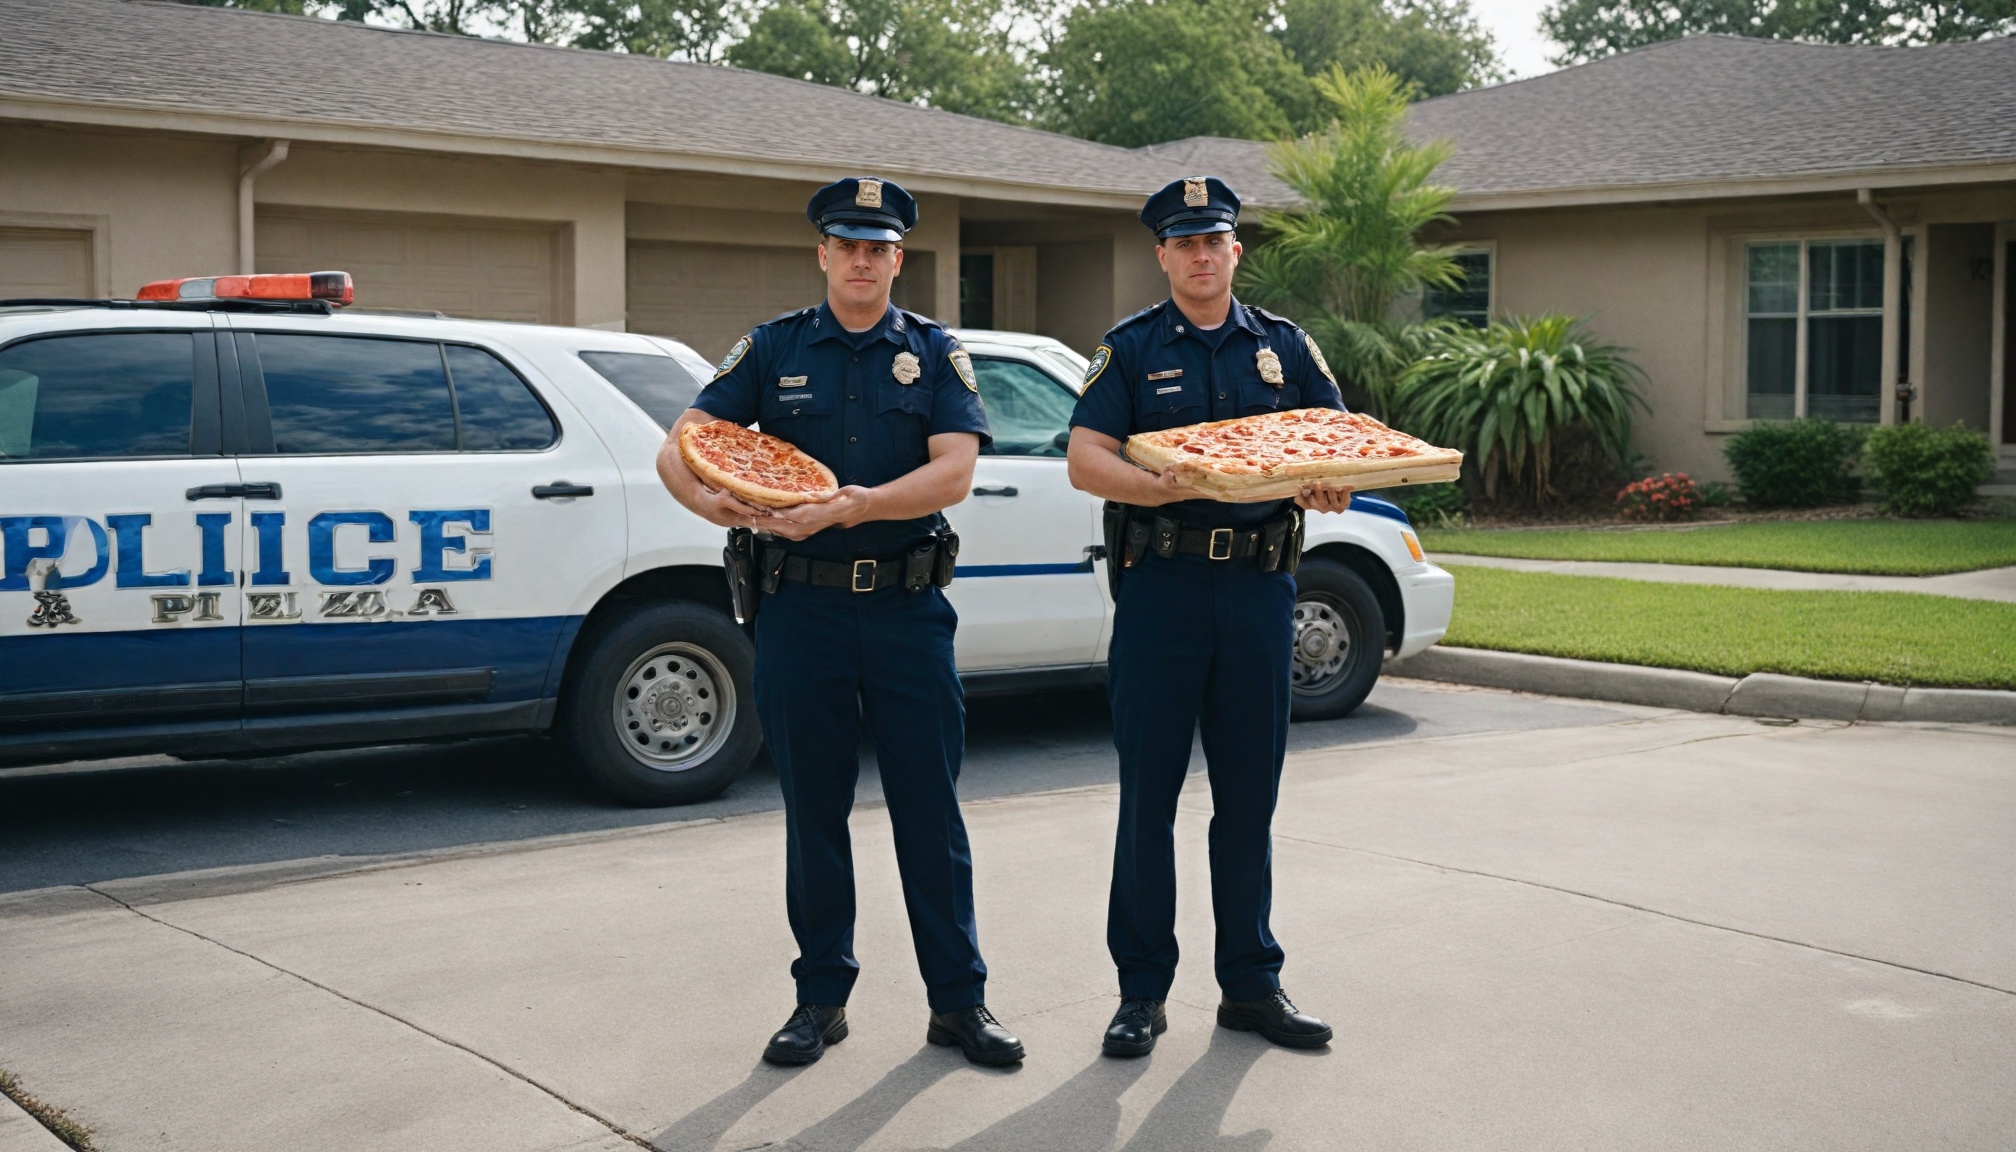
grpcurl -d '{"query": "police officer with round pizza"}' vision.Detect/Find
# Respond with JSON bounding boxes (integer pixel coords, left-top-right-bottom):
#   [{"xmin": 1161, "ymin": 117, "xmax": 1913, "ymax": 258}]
[
  {"xmin": 1066, "ymin": 176, "xmax": 1350, "ymax": 1056},
  {"xmin": 656, "ymin": 176, "xmax": 1023, "ymax": 1067}
]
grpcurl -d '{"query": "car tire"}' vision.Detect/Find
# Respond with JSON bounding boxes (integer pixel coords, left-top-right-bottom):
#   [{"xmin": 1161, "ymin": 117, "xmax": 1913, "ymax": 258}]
[
  {"xmin": 558, "ymin": 599, "xmax": 761, "ymax": 806},
  {"xmin": 1289, "ymin": 558, "xmax": 1385, "ymax": 722}
]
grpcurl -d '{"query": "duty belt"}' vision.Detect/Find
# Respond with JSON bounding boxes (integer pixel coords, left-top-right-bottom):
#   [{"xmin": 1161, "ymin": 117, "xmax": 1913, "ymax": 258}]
[
  {"xmin": 1160, "ymin": 523, "xmax": 1273, "ymax": 561},
  {"xmin": 1119, "ymin": 509, "xmax": 1303, "ymax": 574},
  {"xmin": 779, "ymin": 554, "xmax": 912, "ymax": 593}
]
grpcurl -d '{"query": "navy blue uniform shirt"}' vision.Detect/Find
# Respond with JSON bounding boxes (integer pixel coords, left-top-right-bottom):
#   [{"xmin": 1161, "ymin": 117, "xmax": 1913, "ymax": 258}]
[
  {"xmin": 693, "ymin": 301, "xmax": 992, "ymax": 561},
  {"xmin": 1070, "ymin": 297, "xmax": 1347, "ymax": 527}
]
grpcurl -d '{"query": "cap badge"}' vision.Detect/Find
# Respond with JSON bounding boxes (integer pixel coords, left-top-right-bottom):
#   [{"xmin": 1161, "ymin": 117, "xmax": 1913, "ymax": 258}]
[
  {"xmin": 892, "ymin": 351, "xmax": 921, "ymax": 385},
  {"xmin": 1183, "ymin": 177, "xmax": 1209, "ymax": 208},
  {"xmin": 1256, "ymin": 348, "xmax": 1284, "ymax": 386},
  {"xmin": 856, "ymin": 179, "xmax": 884, "ymax": 209},
  {"xmin": 949, "ymin": 348, "xmax": 979, "ymax": 392},
  {"xmin": 1303, "ymin": 333, "xmax": 1337, "ymax": 385}
]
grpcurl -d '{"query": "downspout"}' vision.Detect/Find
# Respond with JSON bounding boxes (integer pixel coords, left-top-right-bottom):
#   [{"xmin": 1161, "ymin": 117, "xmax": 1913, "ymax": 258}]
[
  {"xmin": 1858, "ymin": 188, "xmax": 1911, "ymax": 423},
  {"xmin": 238, "ymin": 140, "xmax": 290, "ymax": 275}
]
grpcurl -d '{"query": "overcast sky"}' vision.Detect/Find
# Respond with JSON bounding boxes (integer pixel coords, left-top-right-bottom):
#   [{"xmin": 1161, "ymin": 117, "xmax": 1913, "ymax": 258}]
[{"xmin": 1472, "ymin": 0, "xmax": 1561, "ymax": 79}]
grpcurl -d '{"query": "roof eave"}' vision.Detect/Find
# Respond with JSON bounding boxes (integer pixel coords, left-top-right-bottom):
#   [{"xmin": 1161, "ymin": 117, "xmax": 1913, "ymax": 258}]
[
  {"xmin": 1448, "ymin": 160, "xmax": 2016, "ymax": 212},
  {"xmin": 0, "ymin": 92, "xmax": 1151, "ymax": 212}
]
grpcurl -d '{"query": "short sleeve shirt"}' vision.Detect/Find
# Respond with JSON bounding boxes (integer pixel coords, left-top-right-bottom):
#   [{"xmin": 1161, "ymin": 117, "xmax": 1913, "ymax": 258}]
[
  {"xmin": 1070, "ymin": 296, "xmax": 1348, "ymax": 526},
  {"xmin": 692, "ymin": 301, "xmax": 991, "ymax": 560}
]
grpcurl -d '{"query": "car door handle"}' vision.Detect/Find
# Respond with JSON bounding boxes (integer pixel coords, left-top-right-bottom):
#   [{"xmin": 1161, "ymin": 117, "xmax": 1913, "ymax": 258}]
[
  {"xmin": 186, "ymin": 482, "xmax": 282, "ymax": 500},
  {"xmin": 532, "ymin": 481, "xmax": 595, "ymax": 499},
  {"xmin": 972, "ymin": 485, "xmax": 1019, "ymax": 497}
]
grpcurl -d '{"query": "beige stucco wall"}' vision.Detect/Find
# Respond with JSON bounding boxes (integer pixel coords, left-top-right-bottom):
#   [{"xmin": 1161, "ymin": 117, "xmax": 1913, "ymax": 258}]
[{"xmin": 0, "ymin": 123, "xmax": 236, "ymax": 297}]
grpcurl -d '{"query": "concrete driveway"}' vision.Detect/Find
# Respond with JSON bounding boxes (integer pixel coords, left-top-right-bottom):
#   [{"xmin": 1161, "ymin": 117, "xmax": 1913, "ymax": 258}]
[{"xmin": 2, "ymin": 684, "xmax": 2011, "ymax": 1151}]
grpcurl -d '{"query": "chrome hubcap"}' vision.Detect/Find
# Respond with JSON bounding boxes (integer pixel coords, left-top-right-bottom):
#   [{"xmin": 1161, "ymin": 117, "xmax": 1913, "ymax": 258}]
[
  {"xmin": 1291, "ymin": 596, "xmax": 1352, "ymax": 695},
  {"xmin": 613, "ymin": 642, "xmax": 734, "ymax": 771}
]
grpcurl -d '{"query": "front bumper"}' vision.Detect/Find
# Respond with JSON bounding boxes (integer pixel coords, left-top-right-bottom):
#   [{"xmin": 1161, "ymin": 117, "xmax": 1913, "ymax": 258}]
[{"xmin": 1393, "ymin": 562, "xmax": 1455, "ymax": 659}]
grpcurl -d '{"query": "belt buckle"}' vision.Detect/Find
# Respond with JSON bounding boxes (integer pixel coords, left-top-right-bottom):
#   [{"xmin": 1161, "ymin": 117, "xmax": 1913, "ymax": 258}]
[
  {"xmin": 1208, "ymin": 528, "xmax": 1234, "ymax": 561},
  {"xmin": 851, "ymin": 558, "xmax": 876, "ymax": 593}
]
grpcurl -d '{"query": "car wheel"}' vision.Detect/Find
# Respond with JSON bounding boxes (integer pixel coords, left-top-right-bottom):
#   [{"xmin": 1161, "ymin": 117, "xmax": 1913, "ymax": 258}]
[
  {"xmin": 1289, "ymin": 558, "xmax": 1385, "ymax": 722},
  {"xmin": 558, "ymin": 599, "xmax": 761, "ymax": 806}
]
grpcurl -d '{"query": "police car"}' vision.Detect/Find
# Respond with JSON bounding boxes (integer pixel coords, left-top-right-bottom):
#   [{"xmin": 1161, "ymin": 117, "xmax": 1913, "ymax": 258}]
[{"xmin": 0, "ymin": 274, "xmax": 1453, "ymax": 805}]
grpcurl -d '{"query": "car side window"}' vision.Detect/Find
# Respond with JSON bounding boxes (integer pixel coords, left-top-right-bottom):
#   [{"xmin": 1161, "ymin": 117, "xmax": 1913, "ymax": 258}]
[
  {"xmin": 258, "ymin": 334, "xmax": 457, "ymax": 455},
  {"xmin": 446, "ymin": 345, "xmax": 557, "ymax": 450},
  {"xmin": 972, "ymin": 357, "xmax": 1077, "ymax": 457},
  {"xmin": 577, "ymin": 350, "xmax": 701, "ymax": 430},
  {"xmin": 0, "ymin": 332, "xmax": 196, "ymax": 461}
]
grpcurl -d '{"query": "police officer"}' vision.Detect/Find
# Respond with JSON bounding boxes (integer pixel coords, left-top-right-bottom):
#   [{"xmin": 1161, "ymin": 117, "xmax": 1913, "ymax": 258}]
[
  {"xmin": 1066, "ymin": 176, "xmax": 1350, "ymax": 1056},
  {"xmin": 656, "ymin": 176, "xmax": 1024, "ymax": 1068}
]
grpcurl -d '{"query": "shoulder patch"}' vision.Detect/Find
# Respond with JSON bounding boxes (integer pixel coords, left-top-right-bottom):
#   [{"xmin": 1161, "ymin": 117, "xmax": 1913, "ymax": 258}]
[
  {"xmin": 1303, "ymin": 333, "xmax": 1337, "ymax": 386},
  {"xmin": 948, "ymin": 348, "xmax": 978, "ymax": 392},
  {"xmin": 713, "ymin": 333, "xmax": 753, "ymax": 380},
  {"xmin": 1082, "ymin": 344, "xmax": 1113, "ymax": 391}
]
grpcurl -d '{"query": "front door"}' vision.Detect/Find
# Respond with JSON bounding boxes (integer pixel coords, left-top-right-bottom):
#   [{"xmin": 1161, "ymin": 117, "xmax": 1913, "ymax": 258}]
[
  {"xmin": 0, "ymin": 323, "xmax": 245, "ymax": 751},
  {"xmin": 222, "ymin": 321, "xmax": 624, "ymax": 735},
  {"xmin": 944, "ymin": 354, "xmax": 1105, "ymax": 671}
]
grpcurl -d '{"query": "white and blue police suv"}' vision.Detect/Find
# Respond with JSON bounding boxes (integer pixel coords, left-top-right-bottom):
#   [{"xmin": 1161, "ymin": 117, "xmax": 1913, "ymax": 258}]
[{"xmin": 0, "ymin": 274, "xmax": 1454, "ymax": 805}]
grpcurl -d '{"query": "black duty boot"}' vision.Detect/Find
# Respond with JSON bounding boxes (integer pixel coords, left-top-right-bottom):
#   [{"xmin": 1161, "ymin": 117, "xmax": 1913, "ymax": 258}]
[
  {"xmin": 926, "ymin": 1005, "xmax": 1026, "ymax": 1066},
  {"xmin": 762, "ymin": 1004, "xmax": 848, "ymax": 1066},
  {"xmin": 1101, "ymin": 998, "xmax": 1168, "ymax": 1058},
  {"xmin": 1216, "ymin": 990, "xmax": 1332, "ymax": 1049}
]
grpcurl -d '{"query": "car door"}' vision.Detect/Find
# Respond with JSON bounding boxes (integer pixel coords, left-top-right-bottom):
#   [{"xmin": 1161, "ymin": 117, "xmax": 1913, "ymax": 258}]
[
  {"xmin": 0, "ymin": 320, "xmax": 246, "ymax": 755},
  {"xmin": 222, "ymin": 320, "xmax": 624, "ymax": 738},
  {"xmin": 943, "ymin": 353, "xmax": 1105, "ymax": 671}
]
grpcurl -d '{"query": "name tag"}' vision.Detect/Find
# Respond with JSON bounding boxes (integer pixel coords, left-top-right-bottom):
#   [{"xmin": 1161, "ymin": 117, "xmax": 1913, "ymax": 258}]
[
  {"xmin": 1155, "ymin": 385, "xmax": 1184, "ymax": 395},
  {"xmin": 1146, "ymin": 369, "xmax": 1183, "ymax": 381},
  {"xmin": 778, "ymin": 376, "xmax": 808, "ymax": 388}
]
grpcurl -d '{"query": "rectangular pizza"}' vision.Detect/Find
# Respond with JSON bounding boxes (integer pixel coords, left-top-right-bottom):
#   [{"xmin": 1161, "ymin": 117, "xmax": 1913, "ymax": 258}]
[{"xmin": 1125, "ymin": 408, "xmax": 1463, "ymax": 503}]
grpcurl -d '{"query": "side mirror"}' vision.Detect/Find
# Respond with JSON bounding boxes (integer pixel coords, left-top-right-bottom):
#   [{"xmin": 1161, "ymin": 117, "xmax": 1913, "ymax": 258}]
[{"xmin": 1052, "ymin": 429, "xmax": 1072, "ymax": 451}]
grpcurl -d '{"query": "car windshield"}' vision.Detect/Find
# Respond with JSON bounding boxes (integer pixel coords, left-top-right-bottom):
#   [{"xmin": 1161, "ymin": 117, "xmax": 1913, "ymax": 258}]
[
  {"xmin": 578, "ymin": 351, "xmax": 703, "ymax": 429},
  {"xmin": 972, "ymin": 357, "xmax": 1077, "ymax": 457}
]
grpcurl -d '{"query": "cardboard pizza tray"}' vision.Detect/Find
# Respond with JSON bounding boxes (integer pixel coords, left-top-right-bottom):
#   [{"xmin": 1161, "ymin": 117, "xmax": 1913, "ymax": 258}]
[{"xmin": 1163, "ymin": 459, "xmax": 1464, "ymax": 503}]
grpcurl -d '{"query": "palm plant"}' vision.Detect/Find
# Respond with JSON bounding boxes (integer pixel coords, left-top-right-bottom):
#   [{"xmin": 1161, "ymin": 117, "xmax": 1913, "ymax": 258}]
[
  {"xmin": 1394, "ymin": 315, "xmax": 1647, "ymax": 507},
  {"xmin": 1238, "ymin": 64, "xmax": 1465, "ymax": 416}
]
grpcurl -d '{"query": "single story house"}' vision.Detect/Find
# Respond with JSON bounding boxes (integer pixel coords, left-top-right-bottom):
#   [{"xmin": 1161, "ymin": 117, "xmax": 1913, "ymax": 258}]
[{"xmin": 4, "ymin": 2, "xmax": 2012, "ymax": 482}]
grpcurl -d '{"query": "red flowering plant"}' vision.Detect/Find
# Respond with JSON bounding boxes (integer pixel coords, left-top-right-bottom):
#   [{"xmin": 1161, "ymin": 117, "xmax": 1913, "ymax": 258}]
[{"xmin": 1615, "ymin": 472, "xmax": 1702, "ymax": 522}]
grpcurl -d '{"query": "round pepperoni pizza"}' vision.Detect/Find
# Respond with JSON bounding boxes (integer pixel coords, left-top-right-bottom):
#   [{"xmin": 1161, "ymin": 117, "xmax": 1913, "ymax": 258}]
[{"xmin": 679, "ymin": 419, "xmax": 839, "ymax": 508}]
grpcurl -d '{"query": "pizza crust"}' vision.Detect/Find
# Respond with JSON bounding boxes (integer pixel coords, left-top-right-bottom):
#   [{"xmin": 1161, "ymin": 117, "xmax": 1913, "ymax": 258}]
[
  {"xmin": 679, "ymin": 421, "xmax": 838, "ymax": 509},
  {"xmin": 1126, "ymin": 409, "xmax": 1463, "ymax": 503}
]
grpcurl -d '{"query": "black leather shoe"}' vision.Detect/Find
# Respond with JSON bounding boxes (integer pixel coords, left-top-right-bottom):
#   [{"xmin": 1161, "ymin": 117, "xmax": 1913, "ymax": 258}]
[
  {"xmin": 926, "ymin": 1005, "xmax": 1025, "ymax": 1066},
  {"xmin": 1101, "ymin": 998, "xmax": 1168, "ymax": 1058},
  {"xmin": 1216, "ymin": 990, "xmax": 1332, "ymax": 1049},
  {"xmin": 762, "ymin": 1004, "xmax": 848, "ymax": 1066}
]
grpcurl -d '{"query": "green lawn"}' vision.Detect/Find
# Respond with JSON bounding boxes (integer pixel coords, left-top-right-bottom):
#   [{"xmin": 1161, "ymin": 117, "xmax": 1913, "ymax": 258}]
[
  {"xmin": 1419, "ymin": 519, "xmax": 2016, "ymax": 577},
  {"xmin": 1441, "ymin": 567, "xmax": 2016, "ymax": 689}
]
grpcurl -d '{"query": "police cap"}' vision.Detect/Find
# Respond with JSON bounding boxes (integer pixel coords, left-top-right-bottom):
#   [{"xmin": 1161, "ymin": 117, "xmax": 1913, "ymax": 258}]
[
  {"xmin": 807, "ymin": 176, "xmax": 917, "ymax": 242},
  {"xmin": 1140, "ymin": 176, "xmax": 1240, "ymax": 239}
]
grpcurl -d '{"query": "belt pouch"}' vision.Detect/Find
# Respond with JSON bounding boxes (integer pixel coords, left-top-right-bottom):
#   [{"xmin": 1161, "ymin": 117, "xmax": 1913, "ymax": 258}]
[
  {"xmin": 1282, "ymin": 509, "xmax": 1306, "ymax": 575},
  {"xmin": 1101, "ymin": 502, "xmax": 1132, "ymax": 599},
  {"xmin": 1260, "ymin": 519, "xmax": 1289, "ymax": 573},
  {"xmin": 904, "ymin": 542, "xmax": 936, "ymax": 592},
  {"xmin": 931, "ymin": 528, "xmax": 960, "ymax": 588},
  {"xmin": 1151, "ymin": 517, "xmax": 1179, "ymax": 560},
  {"xmin": 1124, "ymin": 518, "xmax": 1152, "ymax": 569},
  {"xmin": 723, "ymin": 527, "xmax": 759, "ymax": 623},
  {"xmin": 758, "ymin": 543, "xmax": 788, "ymax": 595}
]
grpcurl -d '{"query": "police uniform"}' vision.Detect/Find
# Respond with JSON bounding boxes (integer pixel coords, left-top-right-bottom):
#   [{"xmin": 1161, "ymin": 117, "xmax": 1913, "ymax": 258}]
[
  {"xmin": 1072, "ymin": 177, "xmax": 1344, "ymax": 1051},
  {"xmin": 691, "ymin": 177, "xmax": 1020, "ymax": 1066}
]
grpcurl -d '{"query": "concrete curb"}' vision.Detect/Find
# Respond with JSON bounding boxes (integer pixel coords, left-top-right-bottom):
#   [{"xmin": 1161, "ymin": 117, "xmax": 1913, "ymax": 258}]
[{"xmin": 1386, "ymin": 647, "xmax": 2016, "ymax": 725}]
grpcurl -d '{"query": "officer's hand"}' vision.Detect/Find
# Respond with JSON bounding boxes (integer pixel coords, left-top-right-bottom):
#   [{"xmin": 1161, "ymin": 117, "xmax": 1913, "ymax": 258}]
[
  {"xmin": 694, "ymin": 484, "xmax": 774, "ymax": 529},
  {"xmin": 1142, "ymin": 465, "xmax": 1194, "ymax": 506},
  {"xmin": 1296, "ymin": 482, "xmax": 1354, "ymax": 513},
  {"xmin": 765, "ymin": 486, "xmax": 874, "ymax": 540}
]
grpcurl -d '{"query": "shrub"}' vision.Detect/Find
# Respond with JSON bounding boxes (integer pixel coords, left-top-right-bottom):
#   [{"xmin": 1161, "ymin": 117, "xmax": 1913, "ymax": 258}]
[
  {"xmin": 1387, "ymin": 481, "xmax": 1467, "ymax": 528},
  {"xmin": 1723, "ymin": 419, "xmax": 1862, "ymax": 507},
  {"xmin": 1393, "ymin": 315, "xmax": 1648, "ymax": 508},
  {"xmin": 1699, "ymin": 481, "xmax": 1735, "ymax": 508},
  {"xmin": 1616, "ymin": 473, "xmax": 1701, "ymax": 522},
  {"xmin": 1863, "ymin": 423, "xmax": 1994, "ymax": 517}
]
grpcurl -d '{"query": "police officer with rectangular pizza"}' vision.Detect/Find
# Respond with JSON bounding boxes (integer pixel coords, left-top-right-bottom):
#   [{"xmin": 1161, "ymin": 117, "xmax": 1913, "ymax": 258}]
[
  {"xmin": 1067, "ymin": 176, "xmax": 1351, "ymax": 1057},
  {"xmin": 656, "ymin": 176, "xmax": 1024, "ymax": 1068}
]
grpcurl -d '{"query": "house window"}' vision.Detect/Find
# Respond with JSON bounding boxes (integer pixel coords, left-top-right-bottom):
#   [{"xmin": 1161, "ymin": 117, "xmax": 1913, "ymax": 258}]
[
  {"xmin": 1745, "ymin": 239, "xmax": 1885, "ymax": 423},
  {"xmin": 1425, "ymin": 249, "xmax": 1491, "ymax": 328}
]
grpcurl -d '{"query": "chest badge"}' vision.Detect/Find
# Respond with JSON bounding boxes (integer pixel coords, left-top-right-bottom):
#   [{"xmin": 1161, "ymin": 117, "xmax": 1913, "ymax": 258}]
[
  {"xmin": 1256, "ymin": 348, "xmax": 1284, "ymax": 386},
  {"xmin": 892, "ymin": 351, "xmax": 922, "ymax": 385},
  {"xmin": 949, "ymin": 349, "xmax": 979, "ymax": 392}
]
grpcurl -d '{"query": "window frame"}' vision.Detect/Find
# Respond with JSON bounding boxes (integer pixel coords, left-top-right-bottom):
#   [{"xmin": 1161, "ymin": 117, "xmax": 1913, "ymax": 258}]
[
  {"xmin": 0, "ymin": 326, "xmax": 222, "ymax": 464},
  {"xmin": 1743, "ymin": 236, "xmax": 1889, "ymax": 422},
  {"xmin": 229, "ymin": 330, "xmax": 563, "ymax": 458},
  {"xmin": 1422, "ymin": 243, "xmax": 1495, "ymax": 329},
  {"xmin": 968, "ymin": 352, "xmax": 1079, "ymax": 459}
]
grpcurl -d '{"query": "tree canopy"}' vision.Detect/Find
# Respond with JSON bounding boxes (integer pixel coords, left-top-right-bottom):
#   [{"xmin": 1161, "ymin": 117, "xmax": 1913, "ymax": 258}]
[{"xmin": 1541, "ymin": 0, "xmax": 2016, "ymax": 64}]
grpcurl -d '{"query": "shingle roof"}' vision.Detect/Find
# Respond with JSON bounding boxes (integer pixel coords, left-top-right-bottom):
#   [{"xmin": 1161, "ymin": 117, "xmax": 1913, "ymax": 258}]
[{"xmin": 0, "ymin": 0, "xmax": 1190, "ymax": 204}]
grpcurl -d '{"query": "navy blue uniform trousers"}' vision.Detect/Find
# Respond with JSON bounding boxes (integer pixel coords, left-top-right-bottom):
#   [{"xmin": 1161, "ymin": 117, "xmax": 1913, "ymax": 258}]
[
  {"xmin": 1107, "ymin": 551, "xmax": 1295, "ymax": 1003},
  {"xmin": 753, "ymin": 579, "xmax": 987, "ymax": 1014}
]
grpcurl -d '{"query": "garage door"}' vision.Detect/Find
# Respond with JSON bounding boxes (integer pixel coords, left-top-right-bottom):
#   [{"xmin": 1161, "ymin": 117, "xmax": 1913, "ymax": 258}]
[
  {"xmin": 0, "ymin": 228, "xmax": 91, "ymax": 300},
  {"xmin": 628, "ymin": 242, "xmax": 827, "ymax": 363},
  {"xmin": 257, "ymin": 209, "xmax": 559, "ymax": 323}
]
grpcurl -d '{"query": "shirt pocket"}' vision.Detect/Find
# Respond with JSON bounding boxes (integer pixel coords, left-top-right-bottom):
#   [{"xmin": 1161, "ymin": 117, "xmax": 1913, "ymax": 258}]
[
  {"xmin": 758, "ymin": 377, "xmax": 834, "ymax": 428},
  {"xmin": 872, "ymin": 379, "xmax": 932, "ymax": 471},
  {"xmin": 1235, "ymin": 379, "xmax": 1285, "ymax": 416},
  {"xmin": 1136, "ymin": 376, "xmax": 1204, "ymax": 429}
]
